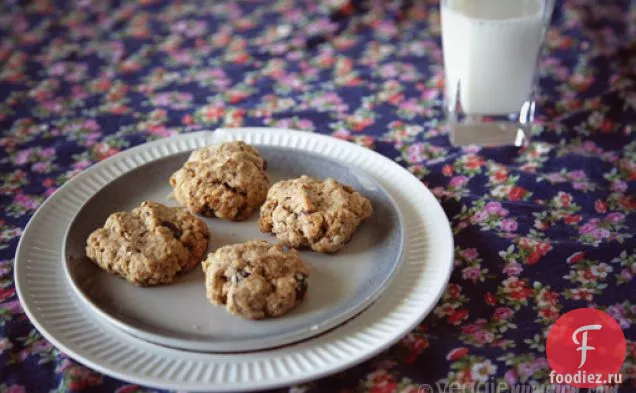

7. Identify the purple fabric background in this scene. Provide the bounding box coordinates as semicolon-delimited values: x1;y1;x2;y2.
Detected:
0;0;634;392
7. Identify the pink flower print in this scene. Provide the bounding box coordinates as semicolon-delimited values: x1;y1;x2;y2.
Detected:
39;148;54;158
517;362;534;378
398;99;422;113
499;219;518;232
611;180;627;192
14;194;39;210
449;176;468;188
503;262;523;276
32;162;48;173
569;170;586;181
570;181;584;191
546;173;566;182
331;129;351;140
606;305;630;329
579;222;597;234
15;149;31;164
80;117;101;132
484;201;503;214
421;88;438;100
504;369;518;385
2;300;23;315
533;357;549;370
407;143;425;162
474;318;487;327
42;101;63;112
605;212;625;223
153;93;171;106
379;63;399;78
474;329;495;344
460;248;479;261
591;228;610;239
620;269;632;281
493;307;514;321
296;119;314;130
72;160;92;170
471;210;488;223
461;266;481;282
172;51;194;65
49;62;67;76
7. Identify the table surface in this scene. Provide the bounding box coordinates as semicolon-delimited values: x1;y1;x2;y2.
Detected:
0;1;634;392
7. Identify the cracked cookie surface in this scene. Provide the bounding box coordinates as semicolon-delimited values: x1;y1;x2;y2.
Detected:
169;141;269;221
259;175;373;253
202;240;309;320
86;201;209;286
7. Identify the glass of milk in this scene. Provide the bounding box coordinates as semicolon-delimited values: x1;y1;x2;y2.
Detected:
441;0;554;147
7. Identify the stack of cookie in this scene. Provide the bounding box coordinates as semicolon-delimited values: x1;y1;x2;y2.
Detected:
85;141;373;320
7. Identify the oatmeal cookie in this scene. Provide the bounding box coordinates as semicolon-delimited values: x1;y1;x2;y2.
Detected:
169;141;269;221
202;240;309;319
86;201;209;286
259;175;373;253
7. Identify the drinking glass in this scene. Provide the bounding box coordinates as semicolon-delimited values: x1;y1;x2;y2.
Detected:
441;0;554;146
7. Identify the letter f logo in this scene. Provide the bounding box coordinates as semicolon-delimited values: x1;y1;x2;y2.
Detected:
572;324;602;368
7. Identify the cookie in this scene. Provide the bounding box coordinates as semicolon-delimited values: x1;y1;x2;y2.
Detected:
202;240;309;320
259;175;373;253
169;141;269;221
86;201;209;286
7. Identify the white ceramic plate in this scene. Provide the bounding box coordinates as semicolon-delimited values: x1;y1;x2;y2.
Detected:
63;145;406;352
15;128;453;392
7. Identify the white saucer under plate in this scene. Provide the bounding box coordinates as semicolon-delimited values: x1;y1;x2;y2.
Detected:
15;128;453;392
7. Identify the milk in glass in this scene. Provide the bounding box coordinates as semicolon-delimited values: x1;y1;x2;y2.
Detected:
441;0;548;116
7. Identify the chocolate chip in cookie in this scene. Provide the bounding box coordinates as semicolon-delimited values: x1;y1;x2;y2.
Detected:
259;175;373;253
202;240;310;320
169;141;270;221
86;201;209;286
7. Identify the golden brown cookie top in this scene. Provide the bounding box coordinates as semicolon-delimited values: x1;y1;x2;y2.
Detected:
259;175;373;253
86;201;209;286
169;141;269;221
203;240;309;320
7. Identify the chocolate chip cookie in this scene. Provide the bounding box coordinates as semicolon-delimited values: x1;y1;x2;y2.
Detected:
259;175;373;253
202;240;309;320
169;141;269;221
86;201;209;286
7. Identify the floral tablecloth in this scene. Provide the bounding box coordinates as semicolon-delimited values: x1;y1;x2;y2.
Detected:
1;0;634;392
